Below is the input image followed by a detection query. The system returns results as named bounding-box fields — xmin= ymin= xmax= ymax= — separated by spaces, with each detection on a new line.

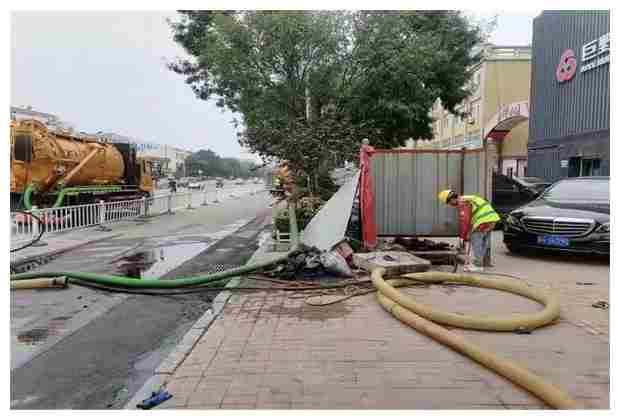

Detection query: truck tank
xmin=11 ymin=119 xmax=125 ymax=195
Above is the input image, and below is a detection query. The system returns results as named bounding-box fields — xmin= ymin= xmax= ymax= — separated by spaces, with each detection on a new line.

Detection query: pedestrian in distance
xmin=438 ymin=189 xmax=500 ymax=272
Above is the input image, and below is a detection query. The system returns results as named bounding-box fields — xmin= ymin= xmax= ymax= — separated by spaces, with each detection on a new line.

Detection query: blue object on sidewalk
xmin=136 ymin=390 xmax=173 ymax=409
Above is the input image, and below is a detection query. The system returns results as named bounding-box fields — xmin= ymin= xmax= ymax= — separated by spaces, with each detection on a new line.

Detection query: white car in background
xmin=188 ymin=180 xmax=202 ymax=190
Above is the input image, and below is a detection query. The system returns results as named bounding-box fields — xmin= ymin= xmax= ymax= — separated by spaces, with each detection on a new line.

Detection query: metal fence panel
xmin=415 ymin=154 xmax=438 ymax=234
xmin=463 ymin=152 xmax=486 ymax=198
xmin=371 ymin=149 xmax=486 ymax=237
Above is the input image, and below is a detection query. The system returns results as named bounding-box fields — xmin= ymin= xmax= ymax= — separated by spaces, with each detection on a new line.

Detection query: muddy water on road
xmin=113 ymin=240 xmax=211 ymax=279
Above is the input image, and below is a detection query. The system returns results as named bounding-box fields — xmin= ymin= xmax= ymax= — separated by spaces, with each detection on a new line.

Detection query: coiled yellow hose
xmin=371 ymin=268 xmax=578 ymax=409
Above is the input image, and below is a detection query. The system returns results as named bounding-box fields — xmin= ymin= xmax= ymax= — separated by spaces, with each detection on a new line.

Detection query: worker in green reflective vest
xmin=438 ymin=189 xmax=500 ymax=272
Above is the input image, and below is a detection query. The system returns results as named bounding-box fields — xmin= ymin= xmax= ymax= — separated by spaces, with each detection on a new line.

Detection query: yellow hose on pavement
xmin=11 ymin=277 xmax=68 ymax=290
xmin=372 ymin=268 xmax=578 ymax=409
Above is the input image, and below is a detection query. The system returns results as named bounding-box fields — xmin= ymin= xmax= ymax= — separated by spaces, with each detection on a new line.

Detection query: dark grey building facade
xmin=528 ymin=11 xmax=609 ymax=181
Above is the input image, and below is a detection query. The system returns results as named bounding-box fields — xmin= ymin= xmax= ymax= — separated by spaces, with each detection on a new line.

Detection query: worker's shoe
xmin=464 ymin=264 xmax=483 ymax=273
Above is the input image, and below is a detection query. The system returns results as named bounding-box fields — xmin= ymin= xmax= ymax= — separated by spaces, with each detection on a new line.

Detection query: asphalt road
xmin=10 ymin=190 xmax=274 ymax=409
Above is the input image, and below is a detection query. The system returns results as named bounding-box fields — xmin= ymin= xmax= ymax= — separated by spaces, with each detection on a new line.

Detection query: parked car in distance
xmin=492 ymin=173 xmax=552 ymax=221
xmin=188 ymin=181 xmax=202 ymax=190
xmin=503 ymin=176 xmax=609 ymax=255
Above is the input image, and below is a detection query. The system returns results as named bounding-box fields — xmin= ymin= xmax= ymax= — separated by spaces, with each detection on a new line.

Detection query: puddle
xmin=16 ymin=316 xmax=72 ymax=346
xmin=17 ymin=328 xmax=49 ymax=345
xmin=114 ymin=241 xmax=210 ymax=279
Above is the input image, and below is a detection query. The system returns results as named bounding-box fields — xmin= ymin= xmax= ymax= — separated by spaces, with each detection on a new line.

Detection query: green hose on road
xmin=10 ymin=257 xmax=292 ymax=289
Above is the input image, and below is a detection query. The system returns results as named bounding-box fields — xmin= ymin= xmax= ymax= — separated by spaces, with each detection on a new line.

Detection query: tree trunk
xmin=305 ymin=86 xmax=312 ymax=122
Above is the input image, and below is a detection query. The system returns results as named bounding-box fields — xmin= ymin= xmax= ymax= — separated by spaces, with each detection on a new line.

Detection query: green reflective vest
xmin=461 ymin=194 xmax=500 ymax=231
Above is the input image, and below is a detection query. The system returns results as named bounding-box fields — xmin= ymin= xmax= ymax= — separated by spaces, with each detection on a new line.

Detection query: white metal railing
xmin=10 ymin=185 xmax=266 ymax=248
xmin=104 ymin=198 xmax=144 ymax=224
xmin=11 ymin=211 xmax=37 ymax=248
xmin=148 ymin=194 xmax=169 ymax=215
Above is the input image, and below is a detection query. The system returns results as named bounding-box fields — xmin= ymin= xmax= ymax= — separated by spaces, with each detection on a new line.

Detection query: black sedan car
xmin=503 ymin=177 xmax=609 ymax=255
xmin=492 ymin=173 xmax=552 ymax=219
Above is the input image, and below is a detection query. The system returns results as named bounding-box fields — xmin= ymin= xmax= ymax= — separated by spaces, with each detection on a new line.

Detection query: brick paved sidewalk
xmin=152 ymin=265 xmax=609 ymax=409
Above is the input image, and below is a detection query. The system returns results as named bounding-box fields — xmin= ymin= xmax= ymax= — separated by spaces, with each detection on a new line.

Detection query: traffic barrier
xmin=10 ymin=186 xmax=264 ymax=251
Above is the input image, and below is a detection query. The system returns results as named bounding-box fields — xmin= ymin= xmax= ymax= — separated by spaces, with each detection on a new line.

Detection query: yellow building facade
xmin=427 ymin=45 xmax=531 ymax=177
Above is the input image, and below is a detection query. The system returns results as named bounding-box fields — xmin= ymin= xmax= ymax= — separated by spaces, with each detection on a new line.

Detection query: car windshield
xmin=543 ymin=179 xmax=609 ymax=202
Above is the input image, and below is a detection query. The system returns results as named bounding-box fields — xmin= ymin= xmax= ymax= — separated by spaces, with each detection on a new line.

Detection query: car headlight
xmin=596 ymin=222 xmax=610 ymax=233
xmin=505 ymin=214 xmax=523 ymax=230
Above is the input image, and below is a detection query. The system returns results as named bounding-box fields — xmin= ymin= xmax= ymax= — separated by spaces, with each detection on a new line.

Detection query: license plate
xmin=537 ymin=235 xmax=570 ymax=247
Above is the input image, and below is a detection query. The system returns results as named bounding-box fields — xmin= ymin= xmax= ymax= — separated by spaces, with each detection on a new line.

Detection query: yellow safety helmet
xmin=438 ymin=189 xmax=455 ymax=205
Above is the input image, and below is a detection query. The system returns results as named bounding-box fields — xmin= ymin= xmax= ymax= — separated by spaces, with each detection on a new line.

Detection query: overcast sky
xmin=11 ymin=11 xmax=538 ymax=159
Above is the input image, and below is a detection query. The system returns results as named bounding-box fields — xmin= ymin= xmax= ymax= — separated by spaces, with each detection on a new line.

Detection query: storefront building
xmin=528 ymin=11 xmax=609 ymax=181
xmin=427 ymin=45 xmax=532 ymax=177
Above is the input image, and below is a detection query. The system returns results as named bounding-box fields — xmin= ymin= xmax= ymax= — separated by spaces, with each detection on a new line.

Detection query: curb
xmin=124 ymin=277 xmax=242 ymax=410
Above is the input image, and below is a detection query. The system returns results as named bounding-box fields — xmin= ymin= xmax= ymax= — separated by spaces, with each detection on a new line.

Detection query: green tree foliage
xmin=184 ymin=148 xmax=263 ymax=179
xmin=341 ymin=11 xmax=484 ymax=145
xmin=169 ymin=10 xmax=485 ymax=188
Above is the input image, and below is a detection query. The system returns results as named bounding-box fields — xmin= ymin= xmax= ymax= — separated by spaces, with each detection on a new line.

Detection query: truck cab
xmin=137 ymin=157 xmax=154 ymax=197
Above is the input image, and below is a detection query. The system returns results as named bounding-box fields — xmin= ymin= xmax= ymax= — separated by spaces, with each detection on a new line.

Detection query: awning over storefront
xmin=483 ymin=100 xmax=529 ymax=141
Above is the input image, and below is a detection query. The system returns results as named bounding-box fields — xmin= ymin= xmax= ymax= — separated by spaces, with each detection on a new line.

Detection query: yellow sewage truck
xmin=10 ymin=119 xmax=153 ymax=211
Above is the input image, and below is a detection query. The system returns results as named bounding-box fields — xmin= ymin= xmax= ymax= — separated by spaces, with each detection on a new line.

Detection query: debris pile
xmin=261 ymin=246 xmax=354 ymax=280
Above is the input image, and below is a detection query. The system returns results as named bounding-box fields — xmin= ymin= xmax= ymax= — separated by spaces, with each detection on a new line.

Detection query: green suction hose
xmin=22 ymin=183 xmax=128 ymax=209
xmin=22 ymin=183 xmax=66 ymax=209
xmin=51 ymin=187 xmax=68 ymax=208
xmin=23 ymin=183 xmax=36 ymax=210
xmin=11 ymin=199 xmax=300 ymax=288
